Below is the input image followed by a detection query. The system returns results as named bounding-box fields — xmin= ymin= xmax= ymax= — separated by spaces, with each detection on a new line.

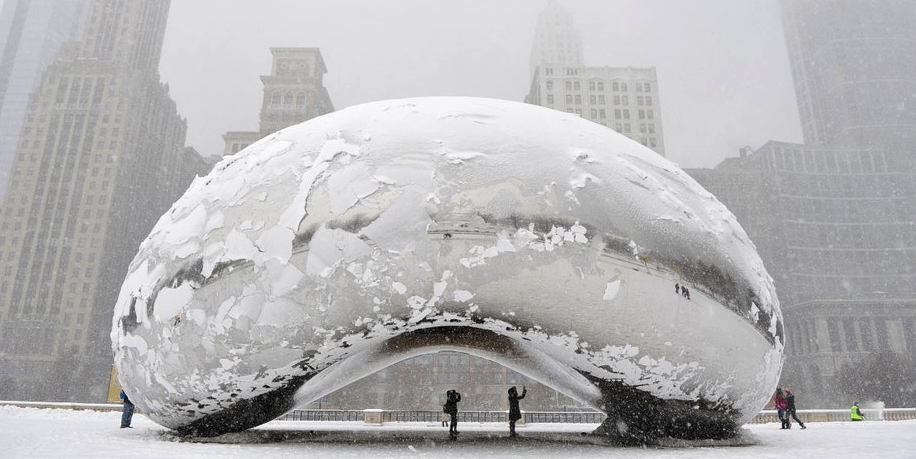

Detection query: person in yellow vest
xmin=850 ymin=402 xmax=865 ymax=421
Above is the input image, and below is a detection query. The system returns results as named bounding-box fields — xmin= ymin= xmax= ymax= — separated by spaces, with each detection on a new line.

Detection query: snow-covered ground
xmin=2 ymin=406 xmax=914 ymax=458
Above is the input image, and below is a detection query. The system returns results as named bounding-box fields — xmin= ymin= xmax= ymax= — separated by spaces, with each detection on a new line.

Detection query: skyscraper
xmin=223 ymin=48 xmax=334 ymax=156
xmin=685 ymin=1 xmax=916 ymax=406
xmin=780 ymin=0 xmax=916 ymax=170
xmin=525 ymin=1 xmax=666 ymax=156
xmin=528 ymin=0 xmax=583 ymax=80
xmin=0 ymin=0 xmax=208 ymax=401
xmin=0 ymin=0 xmax=89 ymax=202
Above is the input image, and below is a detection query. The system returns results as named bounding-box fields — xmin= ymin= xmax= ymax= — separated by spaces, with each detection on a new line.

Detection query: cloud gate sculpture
xmin=111 ymin=97 xmax=783 ymax=443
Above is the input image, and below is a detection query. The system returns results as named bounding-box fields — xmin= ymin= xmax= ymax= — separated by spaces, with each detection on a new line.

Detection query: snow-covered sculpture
xmin=111 ymin=97 xmax=782 ymax=442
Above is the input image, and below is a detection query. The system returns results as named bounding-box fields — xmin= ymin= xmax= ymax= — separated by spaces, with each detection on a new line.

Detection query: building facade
xmin=526 ymin=66 xmax=666 ymax=156
xmin=688 ymin=141 xmax=916 ymax=406
xmin=0 ymin=0 xmax=208 ymax=401
xmin=524 ymin=2 xmax=666 ymax=156
xmin=528 ymin=0 xmax=583 ymax=80
xmin=222 ymin=47 xmax=334 ymax=156
xmin=0 ymin=0 xmax=89 ymax=203
xmin=780 ymin=0 xmax=916 ymax=170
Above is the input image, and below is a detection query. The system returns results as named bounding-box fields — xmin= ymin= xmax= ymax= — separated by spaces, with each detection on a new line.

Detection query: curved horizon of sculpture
xmin=111 ymin=96 xmax=783 ymax=443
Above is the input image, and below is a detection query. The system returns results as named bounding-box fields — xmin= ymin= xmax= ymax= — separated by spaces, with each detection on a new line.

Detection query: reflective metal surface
xmin=112 ymin=97 xmax=783 ymax=441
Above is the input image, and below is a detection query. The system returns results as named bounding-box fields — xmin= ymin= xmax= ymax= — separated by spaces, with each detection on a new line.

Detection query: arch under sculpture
xmin=111 ymin=97 xmax=783 ymax=443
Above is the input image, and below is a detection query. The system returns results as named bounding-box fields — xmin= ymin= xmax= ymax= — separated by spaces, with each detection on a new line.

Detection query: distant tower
xmin=525 ymin=2 xmax=666 ymax=156
xmin=0 ymin=0 xmax=89 ymax=202
xmin=223 ymin=48 xmax=334 ymax=156
xmin=780 ymin=0 xmax=916 ymax=169
xmin=0 ymin=0 xmax=208 ymax=401
xmin=529 ymin=0 xmax=583 ymax=80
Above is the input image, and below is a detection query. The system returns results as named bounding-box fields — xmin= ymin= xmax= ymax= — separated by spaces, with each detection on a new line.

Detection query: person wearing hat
xmin=851 ymin=402 xmax=866 ymax=421
xmin=784 ymin=388 xmax=806 ymax=429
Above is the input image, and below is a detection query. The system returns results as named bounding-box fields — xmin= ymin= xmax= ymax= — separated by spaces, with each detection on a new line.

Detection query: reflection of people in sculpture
xmin=508 ymin=385 xmax=527 ymax=437
xmin=444 ymin=389 xmax=461 ymax=436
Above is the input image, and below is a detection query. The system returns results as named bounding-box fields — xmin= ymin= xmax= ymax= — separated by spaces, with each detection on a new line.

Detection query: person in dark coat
xmin=785 ymin=387 xmax=806 ymax=429
xmin=119 ymin=389 xmax=134 ymax=428
xmin=508 ymin=385 xmax=527 ymax=437
xmin=443 ymin=389 xmax=461 ymax=436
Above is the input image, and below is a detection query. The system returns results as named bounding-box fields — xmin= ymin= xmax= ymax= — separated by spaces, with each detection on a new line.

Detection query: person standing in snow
xmin=774 ymin=388 xmax=789 ymax=429
xmin=851 ymin=402 xmax=866 ymax=421
xmin=120 ymin=389 xmax=134 ymax=428
xmin=508 ymin=385 xmax=527 ymax=437
xmin=443 ymin=389 xmax=461 ymax=436
xmin=785 ymin=387 xmax=806 ymax=429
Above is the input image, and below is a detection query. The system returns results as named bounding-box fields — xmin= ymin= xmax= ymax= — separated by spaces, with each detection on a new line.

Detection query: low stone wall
xmin=750 ymin=408 xmax=916 ymax=423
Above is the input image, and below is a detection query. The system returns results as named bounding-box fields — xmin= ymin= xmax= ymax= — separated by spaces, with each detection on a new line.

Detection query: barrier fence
xmin=4 ymin=401 xmax=916 ymax=425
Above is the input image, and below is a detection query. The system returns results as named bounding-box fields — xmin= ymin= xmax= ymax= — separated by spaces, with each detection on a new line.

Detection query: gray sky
xmin=156 ymin=0 xmax=801 ymax=168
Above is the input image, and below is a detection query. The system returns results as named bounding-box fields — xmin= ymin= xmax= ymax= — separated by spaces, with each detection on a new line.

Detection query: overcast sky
xmin=154 ymin=0 xmax=801 ymax=168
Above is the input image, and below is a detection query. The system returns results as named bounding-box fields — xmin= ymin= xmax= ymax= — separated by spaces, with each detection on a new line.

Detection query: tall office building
xmin=780 ymin=0 xmax=916 ymax=170
xmin=0 ymin=0 xmax=89 ymax=203
xmin=223 ymin=48 xmax=334 ymax=156
xmin=0 ymin=0 xmax=208 ymax=401
xmin=525 ymin=2 xmax=666 ymax=156
xmin=528 ymin=0 xmax=583 ymax=80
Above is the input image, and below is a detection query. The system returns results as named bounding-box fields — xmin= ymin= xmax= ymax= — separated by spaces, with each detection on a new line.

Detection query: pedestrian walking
xmin=120 ymin=389 xmax=134 ymax=428
xmin=774 ymin=388 xmax=789 ymax=429
xmin=785 ymin=387 xmax=806 ymax=429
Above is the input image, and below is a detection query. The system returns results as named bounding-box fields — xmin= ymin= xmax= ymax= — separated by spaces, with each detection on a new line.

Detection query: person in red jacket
xmin=773 ymin=388 xmax=789 ymax=429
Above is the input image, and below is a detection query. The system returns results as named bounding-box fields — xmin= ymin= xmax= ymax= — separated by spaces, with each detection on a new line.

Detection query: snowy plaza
xmin=2 ymin=405 xmax=915 ymax=459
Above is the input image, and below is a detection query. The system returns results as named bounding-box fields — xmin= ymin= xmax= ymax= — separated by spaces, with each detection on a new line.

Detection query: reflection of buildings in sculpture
xmin=524 ymin=2 xmax=666 ymax=156
xmin=0 ymin=0 xmax=209 ymax=402
xmin=688 ymin=141 xmax=916 ymax=406
xmin=310 ymin=351 xmax=585 ymax=412
xmin=222 ymin=48 xmax=334 ymax=156
xmin=0 ymin=0 xmax=89 ymax=202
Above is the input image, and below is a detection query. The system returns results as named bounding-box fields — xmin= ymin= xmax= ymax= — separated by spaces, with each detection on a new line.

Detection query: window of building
xmin=271 ymin=91 xmax=281 ymax=105
xmin=624 ymin=124 xmax=631 ymax=133
xmin=598 ymin=95 xmax=605 ymax=104
xmin=613 ymin=95 xmax=621 ymax=105
xmin=615 ymin=124 xmax=622 ymax=132
xmin=623 ymin=109 xmax=630 ymax=119
xmin=545 ymin=67 xmax=553 ymax=76
xmin=614 ymin=109 xmax=621 ymax=119
xmin=637 ymin=96 xmax=644 ymax=106
xmin=644 ymin=83 xmax=651 ymax=91
xmin=646 ymin=96 xmax=653 ymax=105
xmin=621 ymin=82 xmax=628 ymax=91
xmin=574 ymin=81 xmax=581 ymax=90
xmin=546 ymin=94 xmax=554 ymax=104
xmin=566 ymin=94 xmax=573 ymax=104
xmin=574 ymin=95 xmax=581 ymax=104
xmin=647 ymin=110 xmax=654 ymax=120
xmin=639 ymin=110 xmax=645 ymax=119
xmin=589 ymin=81 xmax=595 ymax=91
xmin=590 ymin=95 xmax=596 ymax=104
xmin=590 ymin=109 xmax=597 ymax=118
xmin=296 ymin=92 xmax=306 ymax=105
xmin=546 ymin=81 xmax=553 ymax=91
xmin=622 ymin=95 xmax=629 ymax=105
xmin=650 ymin=138 xmax=657 ymax=148
xmin=612 ymin=82 xmax=619 ymax=91
xmin=597 ymin=82 xmax=605 ymax=91
xmin=648 ymin=124 xmax=655 ymax=134
xmin=599 ymin=109 xmax=606 ymax=119
xmin=565 ymin=81 xmax=572 ymax=91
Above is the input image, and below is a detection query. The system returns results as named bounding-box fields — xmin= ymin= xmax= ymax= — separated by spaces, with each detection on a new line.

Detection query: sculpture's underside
xmin=111 ymin=97 xmax=783 ymax=443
